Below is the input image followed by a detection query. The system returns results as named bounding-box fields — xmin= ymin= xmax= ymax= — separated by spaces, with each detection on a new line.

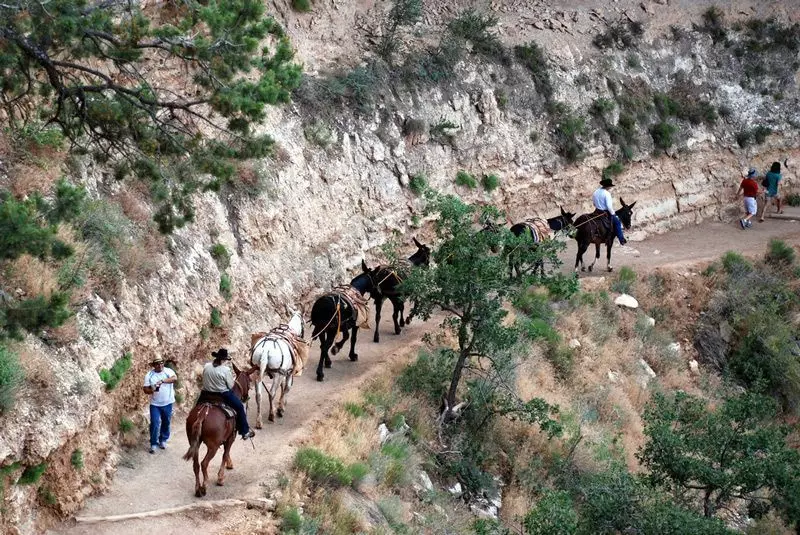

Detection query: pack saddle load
xmin=323 ymin=284 xmax=371 ymax=332
xmin=250 ymin=324 xmax=309 ymax=377
xmin=521 ymin=217 xmax=553 ymax=243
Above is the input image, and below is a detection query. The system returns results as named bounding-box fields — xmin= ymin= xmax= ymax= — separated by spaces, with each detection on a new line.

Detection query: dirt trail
xmin=52 ymin=213 xmax=800 ymax=535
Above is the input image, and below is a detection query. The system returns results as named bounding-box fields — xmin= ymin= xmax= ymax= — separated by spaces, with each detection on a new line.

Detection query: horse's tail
xmin=183 ymin=405 xmax=208 ymax=461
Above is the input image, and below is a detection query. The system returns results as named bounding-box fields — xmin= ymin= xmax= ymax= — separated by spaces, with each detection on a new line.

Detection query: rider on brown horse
xmin=199 ymin=348 xmax=255 ymax=440
xmin=592 ymin=178 xmax=628 ymax=245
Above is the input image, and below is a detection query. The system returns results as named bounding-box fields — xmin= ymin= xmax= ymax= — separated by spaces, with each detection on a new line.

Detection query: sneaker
xmin=241 ymin=430 xmax=256 ymax=440
xmin=740 ymin=219 xmax=746 ymax=229
xmin=149 ymin=446 xmax=156 ymax=454
xmin=745 ymin=220 xmax=753 ymax=228
xmin=619 ymin=239 xmax=627 ymax=246
xmin=158 ymin=441 xmax=167 ymax=450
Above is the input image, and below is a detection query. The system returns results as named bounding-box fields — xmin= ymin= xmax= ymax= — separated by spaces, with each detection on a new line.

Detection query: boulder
xmin=614 ymin=294 xmax=639 ymax=309
xmin=667 ymin=342 xmax=681 ymax=355
xmin=607 ymin=370 xmax=621 ymax=383
xmin=689 ymin=360 xmax=700 ymax=375
xmin=448 ymin=482 xmax=463 ymax=497
xmin=568 ymin=339 xmax=581 ymax=349
xmin=646 ymin=316 xmax=656 ymax=327
xmin=413 ymin=471 xmax=434 ymax=493
xmin=377 ymin=423 xmax=390 ymax=444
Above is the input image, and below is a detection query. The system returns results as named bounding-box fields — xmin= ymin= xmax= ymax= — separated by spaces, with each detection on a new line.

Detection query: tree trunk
xmin=703 ymin=488 xmax=713 ymax=517
xmin=444 ymin=348 xmax=469 ymax=422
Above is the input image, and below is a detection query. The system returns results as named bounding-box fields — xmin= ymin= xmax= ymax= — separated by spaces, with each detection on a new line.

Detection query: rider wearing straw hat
xmin=142 ymin=356 xmax=178 ymax=454
xmin=592 ymin=178 xmax=628 ymax=245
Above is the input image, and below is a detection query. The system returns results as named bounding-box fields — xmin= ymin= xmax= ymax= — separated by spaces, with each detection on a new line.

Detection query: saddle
xmin=591 ymin=209 xmax=613 ymax=232
xmin=521 ymin=218 xmax=552 ymax=243
xmin=196 ymin=391 xmax=236 ymax=419
xmin=328 ymin=285 xmax=371 ymax=329
xmin=250 ymin=325 xmax=309 ymax=376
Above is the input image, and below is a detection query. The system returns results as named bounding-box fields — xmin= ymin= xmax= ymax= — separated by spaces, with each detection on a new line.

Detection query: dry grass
xmin=16 ymin=344 xmax=55 ymax=388
xmin=119 ymin=231 xmax=162 ymax=283
xmin=5 ymin=254 xmax=59 ymax=297
xmin=114 ymin=188 xmax=152 ymax=226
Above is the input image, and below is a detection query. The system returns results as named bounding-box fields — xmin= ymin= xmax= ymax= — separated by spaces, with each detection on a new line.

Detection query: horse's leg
xmin=390 ymin=296 xmax=403 ymax=335
xmin=254 ymin=368 xmax=264 ymax=429
xmin=201 ymin=442 xmax=219 ymax=496
xmin=606 ymin=240 xmax=614 ymax=272
xmin=277 ymin=376 xmax=288 ymax=417
xmin=575 ymin=241 xmax=589 ymax=272
xmin=398 ymin=297 xmax=406 ymax=328
xmin=193 ymin=450 xmax=202 ymax=497
xmin=268 ymin=373 xmax=279 ymax=423
xmin=589 ymin=242 xmax=601 ymax=272
xmin=373 ymin=295 xmax=383 ymax=343
xmin=317 ymin=331 xmax=331 ymax=381
xmin=348 ymin=326 xmax=359 ymax=361
xmin=333 ymin=328 xmax=350 ymax=355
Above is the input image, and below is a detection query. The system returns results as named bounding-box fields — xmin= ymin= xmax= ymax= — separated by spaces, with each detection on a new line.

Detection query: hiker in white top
xmin=142 ymin=356 xmax=177 ymax=454
xmin=592 ymin=178 xmax=627 ymax=245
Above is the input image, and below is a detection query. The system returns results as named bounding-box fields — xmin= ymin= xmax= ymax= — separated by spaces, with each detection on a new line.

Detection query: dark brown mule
xmin=574 ymin=199 xmax=636 ymax=273
xmin=182 ymin=363 xmax=253 ymax=497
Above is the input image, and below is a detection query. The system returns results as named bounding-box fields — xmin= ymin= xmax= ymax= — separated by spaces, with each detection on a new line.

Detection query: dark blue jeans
xmin=149 ymin=404 xmax=173 ymax=446
xmin=220 ymin=390 xmax=250 ymax=437
xmin=611 ymin=214 xmax=626 ymax=243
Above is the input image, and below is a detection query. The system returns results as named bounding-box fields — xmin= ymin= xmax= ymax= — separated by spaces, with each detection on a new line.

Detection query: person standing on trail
xmin=142 ymin=356 xmax=178 ymax=454
xmin=592 ymin=178 xmax=627 ymax=245
xmin=736 ymin=168 xmax=760 ymax=229
xmin=201 ymin=348 xmax=255 ymax=440
xmin=760 ymin=161 xmax=783 ymax=222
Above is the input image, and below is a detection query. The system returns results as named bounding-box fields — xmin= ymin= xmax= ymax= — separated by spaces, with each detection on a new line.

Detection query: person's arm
xmin=223 ymin=367 xmax=235 ymax=390
xmin=161 ymin=369 xmax=177 ymax=384
xmin=604 ymin=190 xmax=615 ymax=216
xmin=142 ymin=372 xmax=154 ymax=395
xmin=736 ymin=180 xmax=744 ymax=196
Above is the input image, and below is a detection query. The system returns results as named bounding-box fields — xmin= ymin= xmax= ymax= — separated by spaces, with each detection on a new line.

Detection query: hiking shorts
xmin=744 ymin=196 xmax=757 ymax=215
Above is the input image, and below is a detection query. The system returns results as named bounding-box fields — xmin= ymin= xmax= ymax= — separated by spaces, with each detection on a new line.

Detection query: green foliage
xmin=551 ymin=103 xmax=586 ymax=163
xmin=210 ymin=307 xmax=223 ymax=328
xmin=592 ymin=18 xmax=644 ymax=49
xmin=98 ymin=352 xmax=132 ymax=391
xmin=343 ymin=402 xmax=366 ymax=418
xmin=455 ymin=170 xmax=478 ymax=189
xmin=293 ymin=448 xmax=366 ymax=488
xmin=650 ymin=121 xmax=678 ymax=150
xmin=473 ymin=519 xmax=511 ymax=535
xmin=70 ymin=449 xmax=84 ymax=470
xmin=324 ymin=62 xmax=383 ymax=114
xmin=398 ymin=349 xmax=455 ymax=403
xmin=0 ymin=0 xmax=302 ymax=233
xmin=786 ymin=193 xmax=800 ymax=207
xmin=409 ymin=174 xmax=427 ymax=195
xmin=524 ymin=491 xmax=578 ymax=535
xmin=219 ymin=273 xmax=233 ymax=301
xmin=610 ymin=266 xmax=636 ymax=294
xmin=74 ymin=199 xmax=135 ymax=280
xmin=639 ymin=390 xmax=797 ymax=517
xmin=119 ymin=417 xmax=134 ymax=434
xmin=590 ymin=98 xmax=616 ymax=118
xmin=38 ymin=486 xmax=57 ymax=506
xmin=654 ymin=90 xmax=716 ymax=126
xmin=602 ymin=162 xmax=624 ymax=181
xmin=291 ymin=0 xmax=311 ymax=13
xmin=430 ymin=119 xmax=459 ymax=140
xmin=0 ymin=345 xmax=24 ymax=412
xmin=210 ymin=243 xmax=231 ymax=270
xmin=720 ymin=250 xmax=752 ymax=276
xmin=766 ymin=239 xmax=796 ymax=268
xmin=739 ymin=126 xmax=774 ymax=147
xmin=514 ymin=42 xmax=553 ymax=101
xmin=12 ymin=123 xmax=65 ymax=151
xmin=375 ymin=0 xmax=422 ymax=64
xmin=281 ymin=506 xmax=303 ymax=533
xmin=448 ymin=10 xmax=507 ymax=63
xmin=698 ymin=6 xmax=727 ymax=44
xmin=482 ymin=174 xmax=500 ymax=192
xmin=303 ymin=120 xmax=336 ymax=148
xmin=17 ymin=463 xmax=46 ymax=485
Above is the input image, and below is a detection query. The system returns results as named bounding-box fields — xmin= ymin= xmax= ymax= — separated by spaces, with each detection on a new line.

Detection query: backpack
xmin=762 ymin=176 xmax=769 ymax=188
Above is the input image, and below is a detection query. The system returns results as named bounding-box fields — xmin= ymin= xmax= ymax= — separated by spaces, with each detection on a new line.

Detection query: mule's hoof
xmin=580 ymin=267 xmax=586 ymax=272
xmin=395 ymin=328 xmax=402 ymax=335
xmin=399 ymin=319 xmax=406 ymax=327
xmin=255 ymin=422 xmax=263 ymax=430
xmin=373 ymin=336 xmax=380 ymax=343
xmin=607 ymin=266 xmax=614 ymax=272
xmin=588 ymin=265 xmax=593 ymax=272
xmin=268 ymin=415 xmax=274 ymax=423
xmin=324 ymin=361 xmax=332 ymax=369
xmin=277 ymin=408 xmax=284 ymax=417
xmin=216 ymin=480 xmax=224 ymax=487
xmin=349 ymin=353 xmax=358 ymax=362
xmin=195 ymin=489 xmax=203 ymax=498
xmin=200 ymin=486 xmax=207 ymax=497
xmin=330 ymin=345 xmax=340 ymax=355
xmin=406 ymin=318 xmax=413 ymax=325
xmin=316 ymin=374 xmax=324 ymax=382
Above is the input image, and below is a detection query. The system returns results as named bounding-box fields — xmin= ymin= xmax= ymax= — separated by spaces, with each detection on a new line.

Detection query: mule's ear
xmin=232 ymin=361 xmax=241 ymax=376
xmin=620 ymin=197 xmax=626 ymax=207
xmin=362 ymin=259 xmax=368 ymax=272
xmin=413 ymin=237 xmax=423 ymax=249
xmin=561 ymin=206 xmax=567 ymax=216
xmin=628 ymin=201 xmax=636 ymax=209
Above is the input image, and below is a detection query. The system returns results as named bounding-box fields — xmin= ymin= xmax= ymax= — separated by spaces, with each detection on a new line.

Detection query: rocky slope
xmin=1 ymin=0 xmax=800 ymax=532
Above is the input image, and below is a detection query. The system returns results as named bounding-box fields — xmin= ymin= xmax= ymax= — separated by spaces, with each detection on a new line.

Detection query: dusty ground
xmin=49 ymin=211 xmax=800 ymax=535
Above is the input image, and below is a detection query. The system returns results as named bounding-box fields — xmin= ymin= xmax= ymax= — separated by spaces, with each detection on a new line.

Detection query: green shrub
xmin=590 ymin=98 xmax=615 ymax=118
xmin=448 ymin=9 xmax=507 ymax=62
xmin=0 ymin=345 xmax=24 ymax=412
xmin=545 ymin=274 xmax=580 ymax=301
xmin=650 ymin=121 xmax=678 ymax=150
xmin=513 ymin=289 xmax=554 ymax=321
xmin=429 ymin=118 xmax=459 ymax=139
xmin=547 ymin=344 xmax=575 ymax=380
xmin=291 ymin=0 xmax=311 ymax=13
xmin=553 ymin=106 xmax=586 ymax=163
xmin=219 ymin=273 xmax=232 ymax=301
xmin=409 ymin=174 xmax=427 ymax=195
xmin=398 ymin=349 xmax=455 ymax=403
xmin=752 ymin=125 xmax=772 ymax=144
xmin=293 ymin=448 xmax=365 ymax=488
xmin=611 ymin=266 xmax=637 ymax=294
xmin=520 ymin=318 xmax=560 ymax=345
xmin=39 ymin=486 xmax=57 ymax=506
xmin=343 ymin=402 xmax=366 ymax=418
xmin=699 ymin=6 xmax=727 ymax=44
xmin=210 ymin=307 xmax=222 ymax=328
xmin=766 ymin=239 xmax=796 ymax=267
xmin=209 ymin=243 xmax=231 ymax=270
xmin=14 ymin=123 xmax=65 ymax=151
xmin=17 ymin=463 xmax=47 ymax=485
xmin=456 ymin=170 xmax=478 ymax=189
xmin=720 ymin=250 xmax=753 ymax=275
xmin=70 ymin=449 xmax=84 ymax=470
xmin=482 ymin=174 xmax=500 ymax=192
xmin=602 ymin=162 xmax=624 ymax=181
xmin=303 ymin=120 xmax=335 ymax=148
xmin=592 ymin=18 xmax=644 ymax=49
xmin=98 ymin=352 xmax=132 ymax=391
xmin=119 ymin=417 xmax=134 ymax=434
xmin=523 ymin=491 xmax=578 ymax=535
xmin=514 ymin=42 xmax=553 ymax=100
xmin=786 ymin=193 xmax=800 ymax=207
xmin=281 ymin=506 xmax=303 ymax=532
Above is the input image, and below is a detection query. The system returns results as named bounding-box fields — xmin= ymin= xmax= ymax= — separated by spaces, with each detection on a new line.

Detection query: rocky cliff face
xmin=2 ymin=0 xmax=800 ymax=531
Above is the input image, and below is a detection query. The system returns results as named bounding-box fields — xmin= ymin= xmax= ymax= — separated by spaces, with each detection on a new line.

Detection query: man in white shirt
xmin=142 ymin=356 xmax=178 ymax=454
xmin=201 ymin=348 xmax=255 ymax=440
xmin=592 ymin=178 xmax=627 ymax=245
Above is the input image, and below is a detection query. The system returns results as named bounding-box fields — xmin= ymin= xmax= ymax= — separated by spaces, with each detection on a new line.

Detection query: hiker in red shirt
xmin=736 ymin=168 xmax=759 ymax=229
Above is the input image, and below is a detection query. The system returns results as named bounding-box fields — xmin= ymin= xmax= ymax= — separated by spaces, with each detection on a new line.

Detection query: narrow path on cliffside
xmin=55 ymin=212 xmax=800 ymax=535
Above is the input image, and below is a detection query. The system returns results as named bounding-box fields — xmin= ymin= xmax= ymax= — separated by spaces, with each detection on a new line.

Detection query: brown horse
xmin=182 ymin=363 xmax=252 ymax=497
xmin=574 ymin=199 xmax=636 ymax=273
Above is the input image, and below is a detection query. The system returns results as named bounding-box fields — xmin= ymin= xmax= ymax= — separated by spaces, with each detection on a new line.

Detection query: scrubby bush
xmin=17 ymin=463 xmax=47 ymax=485
xmin=219 ymin=273 xmax=232 ymax=301
xmin=448 ymin=10 xmax=507 ymax=63
xmin=590 ymin=98 xmax=616 ymax=118
xmin=456 ymin=170 xmax=478 ymax=189
xmin=552 ymin=105 xmax=586 ymax=163
xmin=721 ymin=250 xmax=753 ymax=275
xmin=119 ymin=417 xmax=134 ymax=434
xmin=0 ymin=345 xmax=24 ymax=412
xmin=765 ymin=239 xmax=796 ymax=267
xmin=514 ymin=42 xmax=553 ymax=100
xmin=482 ymin=174 xmax=500 ymax=192
xmin=291 ymin=0 xmax=311 ymax=13
xmin=209 ymin=243 xmax=230 ymax=270
xmin=602 ymin=162 xmax=624 ymax=181
xmin=98 ymin=352 xmax=132 ymax=391
xmin=650 ymin=121 xmax=678 ymax=150
xmin=70 ymin=449 xmax=84 ymax=470
xmin=293 ymin=447 xmax=366 ymax=488
xmin=398 ymin=349 xmax=455 ymax=403
xmin=524 ymin=491 xmax=578 ymax=535
xmin=343 ymin=402 xmax=366 ymax=418
xmin=611 ymin=266 xmax=636 ymax=294
xmin=210 ymin=307 xmax=223 ymax=328
xmin=786 ymin=193 xmax=800 ymax=206
xmin=409 ymin=174 xmax=427 ymax=195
